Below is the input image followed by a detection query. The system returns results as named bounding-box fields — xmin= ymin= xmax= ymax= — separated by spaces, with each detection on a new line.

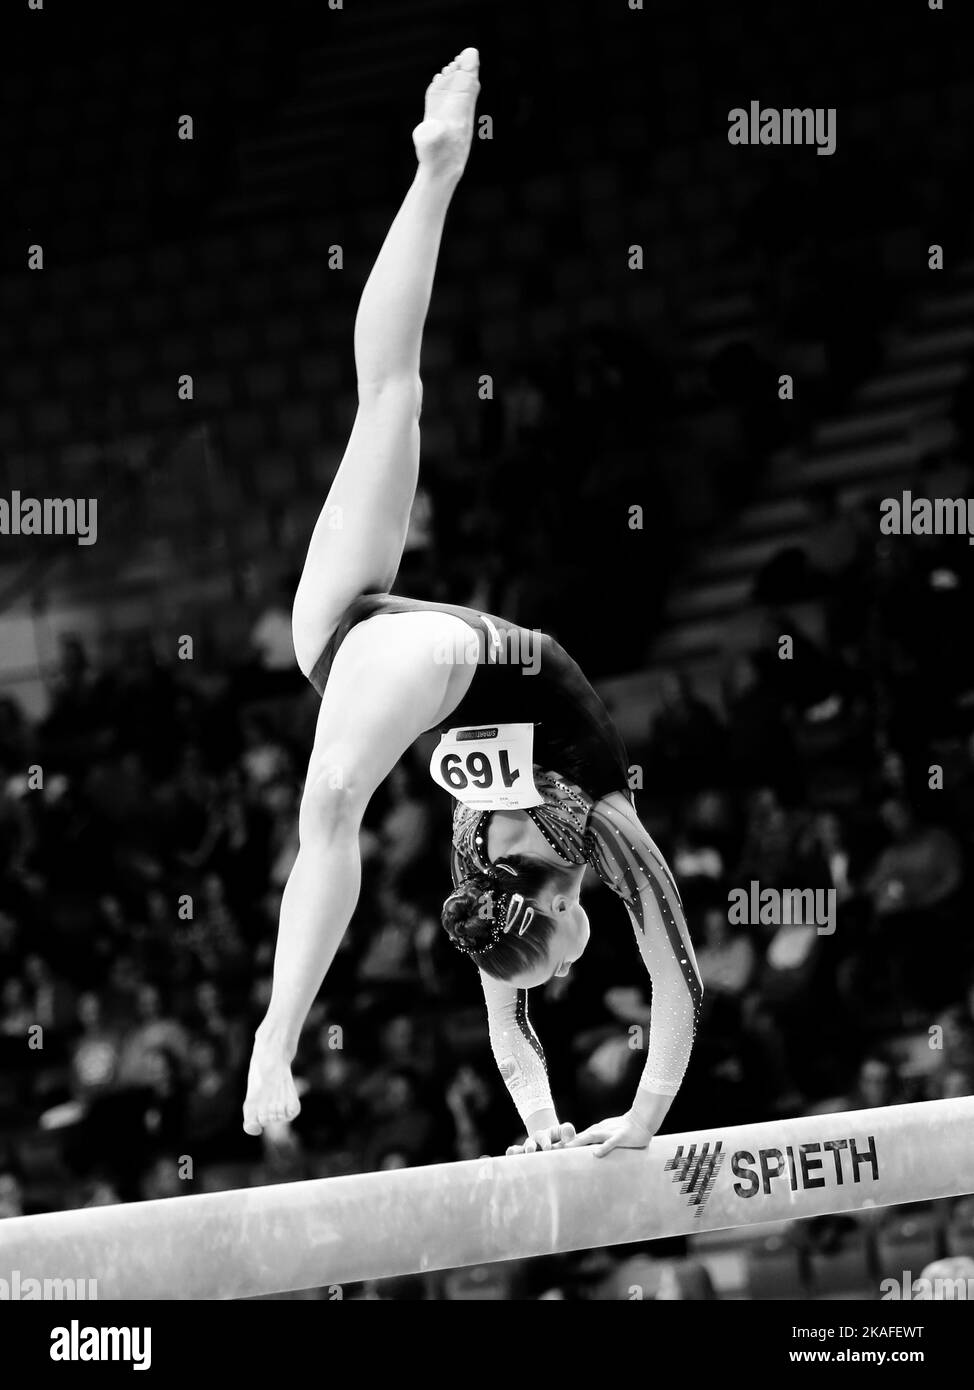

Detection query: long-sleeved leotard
xmin=452 ymin=775 xmax=702 ymax=1129
xmin=308 ymin=592 xmax=701 ymax=1130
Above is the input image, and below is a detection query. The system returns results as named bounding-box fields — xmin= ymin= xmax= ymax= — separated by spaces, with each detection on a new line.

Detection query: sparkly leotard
xmin=451 ymin=772 xmax=701 ymax=1125
xmin=309 ymin=593 xmax=702 ymax=1127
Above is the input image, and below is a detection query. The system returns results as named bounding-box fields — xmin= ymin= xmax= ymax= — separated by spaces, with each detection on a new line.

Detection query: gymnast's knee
xmin=299 ymin=754 xmax=369 ymax=841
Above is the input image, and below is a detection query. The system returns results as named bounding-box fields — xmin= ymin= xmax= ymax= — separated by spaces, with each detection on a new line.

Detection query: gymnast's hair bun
xmin=441 ymin=875 xmax=496 ymax=952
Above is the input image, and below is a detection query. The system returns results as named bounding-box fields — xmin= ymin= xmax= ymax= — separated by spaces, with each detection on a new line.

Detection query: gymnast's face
xmin=506 ymin=895 xmax=590 ymax=990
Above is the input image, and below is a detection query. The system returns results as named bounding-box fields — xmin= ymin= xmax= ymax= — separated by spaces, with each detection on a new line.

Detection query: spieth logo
xmin=664 ymin=1141 xmax=725 ymax=1217
xmin=665 ymin=1133 xmax=881 ymax=1218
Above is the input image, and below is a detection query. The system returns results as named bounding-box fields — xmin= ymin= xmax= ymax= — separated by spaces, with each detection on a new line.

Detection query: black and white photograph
xmin=0 ymin=0 xmax=973 ymax=1354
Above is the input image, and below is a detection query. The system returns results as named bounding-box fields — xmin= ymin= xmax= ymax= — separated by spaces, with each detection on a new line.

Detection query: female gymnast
xmin=243 ymin=48 xmax=702 ymax=1157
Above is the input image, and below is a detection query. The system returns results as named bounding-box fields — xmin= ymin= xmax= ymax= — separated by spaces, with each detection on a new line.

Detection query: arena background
xmin=1 ymin=0 xmax=973 ymax=1301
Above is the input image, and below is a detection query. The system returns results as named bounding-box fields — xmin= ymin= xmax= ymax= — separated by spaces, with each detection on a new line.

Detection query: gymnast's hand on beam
xmin=505 ymin=1121 xmax=577 ymax=1155
xmin=563 ymin=1110 xmax=656 ymax=1158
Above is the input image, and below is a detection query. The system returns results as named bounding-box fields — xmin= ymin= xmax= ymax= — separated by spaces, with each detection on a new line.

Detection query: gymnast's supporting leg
xmin=243 ymin=50 xmax=480 ymax=1136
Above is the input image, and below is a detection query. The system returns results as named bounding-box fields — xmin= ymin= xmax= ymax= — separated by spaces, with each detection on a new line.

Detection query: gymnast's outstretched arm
xmin=479 ymin=971 xmax=570 ymax=1149
xmin=567 ymin=790 xmax=702 ymax=1156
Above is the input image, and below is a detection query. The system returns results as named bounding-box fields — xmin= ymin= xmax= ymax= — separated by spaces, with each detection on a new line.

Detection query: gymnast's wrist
xmin=628 ymin=1087 xmax=672 ymax=1134
xmin=523 ymin=1105 xmax=559 ymax=1133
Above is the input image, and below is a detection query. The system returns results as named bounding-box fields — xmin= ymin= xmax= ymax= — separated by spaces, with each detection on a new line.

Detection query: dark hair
xmin=441 ymin=854 xmax=575 ymax=982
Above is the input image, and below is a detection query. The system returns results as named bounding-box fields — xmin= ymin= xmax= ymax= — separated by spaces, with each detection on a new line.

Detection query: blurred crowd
xmin=2 ymin=339 xmax=974 ymax=1301
xmin=1 ymin=330 xmax=973 ymax=1299
xmin=1 ymin=428 xmax=973 ymax=1297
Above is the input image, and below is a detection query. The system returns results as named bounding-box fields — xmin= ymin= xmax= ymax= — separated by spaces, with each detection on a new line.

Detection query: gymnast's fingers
xmin=563 ymin=1124 xmax=609 ymax=1149
xmin=593 ymin=1134 xmax=622 ymax=1159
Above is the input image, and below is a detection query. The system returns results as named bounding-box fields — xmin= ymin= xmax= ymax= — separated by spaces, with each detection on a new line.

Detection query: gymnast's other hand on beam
xmin=564 ymin=1110 xmax=656 ymax=1158
xmin=505 ymin=1121 xmax=577 ymax=1155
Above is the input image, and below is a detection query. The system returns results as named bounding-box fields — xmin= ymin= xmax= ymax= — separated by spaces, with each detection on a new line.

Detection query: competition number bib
xmin=429 ymin=722 xmax=543 ymax=810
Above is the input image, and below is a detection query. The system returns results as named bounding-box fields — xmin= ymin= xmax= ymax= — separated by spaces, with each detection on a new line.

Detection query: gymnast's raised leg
xmin=243 ymin=49 xmax=480 ymax=1135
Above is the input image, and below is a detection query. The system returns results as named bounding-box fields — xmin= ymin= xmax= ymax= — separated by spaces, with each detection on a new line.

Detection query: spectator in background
xmin=814 ymin=1053 xmax=904 ymax=1115
xmin=375 ymin=1013 xmax=437 ymax=1086
xmin=181 ymin=873 xmax=249 ymax=979
xmin=501 ymin=365 xmax=548 ymax=450
xmin=672 ymin=788 xmax=740 ymax=884
xmin=936 ymin=1066 xmax=974 ymax=1099
xmin=362 ymin=1070 xmax=439 ymax=1171
xmin=576 ymin=982 xmax=651 ymax=1120
xmin=83 ymin=749 xmax=161 ymax=890
xmin=115 ymin=985 xmax=189 ymax=1087
xmin=22 ymin=954 xmax=76 ymax=1039
xmin=796 ymin=811 xmax=856 ymax=905
xmin=735 ymin=786 xmax=803 ymax=890
xmin=864 ymin=798 xmax=965 ymax=1009
xmin=295 ymin=1047 xmax=369 ymax=1164
xmin=65 ymin=1042 xmax=182 ymax=1202
xmin=100 ymin=953 xmax=143 ymax=1027
xmin=854 ymin=1054 xmax=903 ymax=1109
xmin=925 ymin=982 xmax=974 ymax=1100
xmin=912 ymin=1256 xmax=974 ymax=1300
xmin=81 ymin=1176 xmax=122 ymax=1207
xmin=0 ymin=776 xmax=37 ymax=898
xmin=238 ymin=714 xmax=291 ymax=792
xmin=190 ymin=981 xmax=248 ymax=1075
xmin=184 ymin=1036 xmax=241 ymax=1162
xmin=243 ymin=574 xmax=306 ymax=699
xmin=162 ymin=744 xmax=218 ymax=866
xmin=378 ymin=763 xmax=433 ymax=889
xmin=139 ymin=1154 xmax=186 ymax=1201
xmin=866 ymin=799 xmax=964 ymax=919
xmin=753 ymin=611 xmax=856 ymax=726
xmin=696 ymin=905 xmax=757 ymax=1002
xmin=70 ymin=992 xmax=120 ymax=1100
xmin=598 ymin=1251 xmax=717 ymax=1301
xmin=357 ymin=887 xmax=426 ymax=989
xmin=197 ymin=773 xmax=274 ymax=921
xmin=445 ymin=1066 xmax=494 ymax=1159
xmin=249 ymin=576 xmax=297 ymax=674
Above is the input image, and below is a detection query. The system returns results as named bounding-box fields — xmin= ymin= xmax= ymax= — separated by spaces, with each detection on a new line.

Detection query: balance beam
xmin=2 ymin=1097 xmax=971 ymax=1299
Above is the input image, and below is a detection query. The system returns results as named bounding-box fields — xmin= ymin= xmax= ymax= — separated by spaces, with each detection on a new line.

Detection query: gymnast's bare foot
xmin=242 ymin=1036 xmax=301 ymax=1136
xmin=412 ymin=46 xmax=480 ymax=181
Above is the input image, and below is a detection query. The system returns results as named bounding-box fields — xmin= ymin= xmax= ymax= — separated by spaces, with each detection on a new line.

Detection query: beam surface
xmin=1 ymin=1097 xmax=971 ymax=1299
